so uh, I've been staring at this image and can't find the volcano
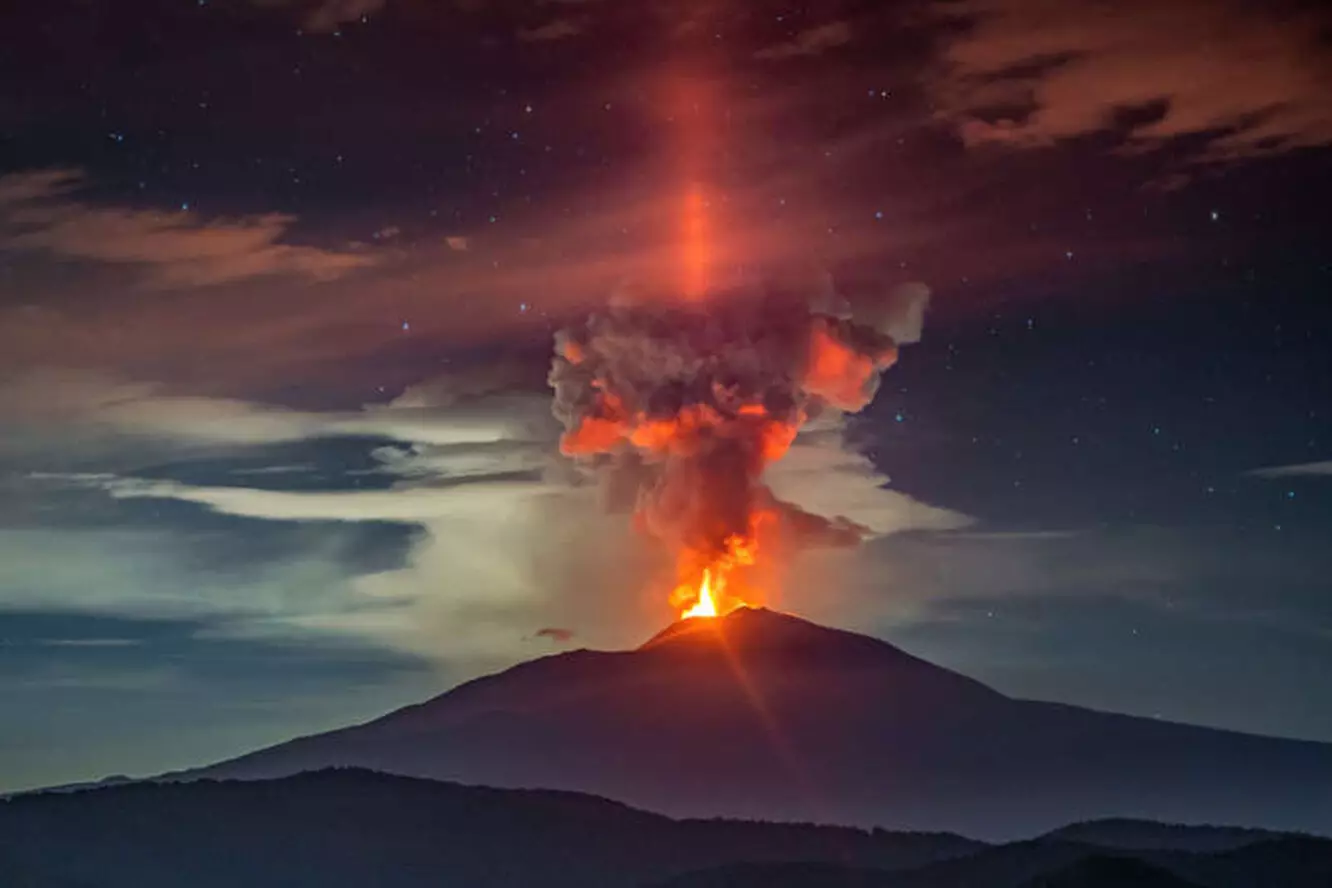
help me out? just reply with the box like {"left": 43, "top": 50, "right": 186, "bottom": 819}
{"left": 170, "top": 609, "right": 1332, "bottom": 839}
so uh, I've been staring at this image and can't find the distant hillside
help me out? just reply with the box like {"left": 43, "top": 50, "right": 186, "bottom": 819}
{"left": 658, "top": 838, "right": 1332, "bottom": 888}
{"left": 656, "top": 855, "right": 1205, "bottom": 888}
{"left": 1040, "top": 818, "right": 1287, "bottom": 852}
{"left": 3, "top": 769, "right": 1331, "bottom": 888}
{"left": 0, "top": 769, "right": 976, "bottom": 888}
{"left": 1017, "top": 856, "right": 1203, "bottom": 887}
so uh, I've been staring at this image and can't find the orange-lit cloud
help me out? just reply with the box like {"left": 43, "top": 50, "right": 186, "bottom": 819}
{"left": 928, "top": 0, "right": 1332, "bottom": 163}
{"left": 0, "top": 169, "right": 377, "bottom": 288}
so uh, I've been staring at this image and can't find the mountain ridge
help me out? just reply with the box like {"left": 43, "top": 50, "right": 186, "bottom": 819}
{"left": 164, "top": 608, "right": 1332, "bottom": 839}
{"left": 6, "top": 770, "right": 1331, "bottom": 888}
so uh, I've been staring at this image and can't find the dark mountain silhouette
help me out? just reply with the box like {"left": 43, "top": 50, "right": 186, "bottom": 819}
{"left": 1170, "top": 837, "right": 1332, "bottom": 887}
{"left": 1016, "top": 855, "right": 1203, "bottom": 887}
{"left": 653, "top": 861, "right": 899, "bottom": 887}
{"left": 6, "top": 770, "right": 1332, "bottom": 888}
{"left": 658, "top": 838, "right": 1332, "bottom": 888}
{"left": 1039, "top": 818, "right": 1287, "bottom": 853}
{"left": 170, "top": 608, "right": 1332, "bottom": 839}
{"left": 656, "top": 854, "right": 1206, "bottom": 888}
{"left": 0, "top": 768, "right": 976, "bottom": 888}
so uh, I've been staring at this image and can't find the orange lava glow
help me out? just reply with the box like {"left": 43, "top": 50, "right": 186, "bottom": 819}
{"left": 680, "top": 568, "right": 720, "bottom": 619}
{"left": 670, "top": 525, "right": 764, "bottom": 620}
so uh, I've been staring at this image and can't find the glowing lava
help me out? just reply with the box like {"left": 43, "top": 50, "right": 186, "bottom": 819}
{"left": 670, "top": 529, "right": 761, "bottom": 620}
{"left": 680, "top": 569, "right": 720, "bottom": 619}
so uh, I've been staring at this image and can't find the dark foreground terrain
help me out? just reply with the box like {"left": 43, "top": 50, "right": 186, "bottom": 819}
{"left": 2, "top": 769, "right": 1329, "bottom": 888}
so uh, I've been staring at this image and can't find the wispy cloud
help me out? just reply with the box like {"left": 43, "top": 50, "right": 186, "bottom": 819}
{"left": 0, "top": 369, "right": 549, "bottom": 458}
{"left": 9, "top": 366, "right": 971, "bottom": 665}
{"left": 754, "top": 21, "right": 853, "bottom": 60}
{"left": 766, "top": 430, "right": 972, "bottom": 537}
{"left": 34, "top": 638, "right": 144, "bottom": 648}
{"left": 0, "top": 169, "right": 376, "bottom": 288}
{"left": 1247, "top": 460, "right": 1332, "bottom": 478}
{"left": 303, "top": 0, "right": 385, "bottom": 33}
{"left": 517, "top": 18, "right": 584, "bottom": 42}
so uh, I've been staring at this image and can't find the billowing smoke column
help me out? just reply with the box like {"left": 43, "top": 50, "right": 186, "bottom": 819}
{"left": 549, "top": 280, "right": 929, "bottom": 618}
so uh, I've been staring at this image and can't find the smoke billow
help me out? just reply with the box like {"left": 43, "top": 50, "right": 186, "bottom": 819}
{"left": 549, "top": 278, "right": 930, "bottom": 612}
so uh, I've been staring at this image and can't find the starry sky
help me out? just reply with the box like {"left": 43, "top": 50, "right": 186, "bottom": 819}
{"left": 2, "top": 0, "right": 1331, "bottom": 792}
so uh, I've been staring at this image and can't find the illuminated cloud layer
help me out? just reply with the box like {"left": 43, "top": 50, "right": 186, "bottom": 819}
{"left": 928, "top": 0, "right": 1332, "bottom": 162}
{"left": 5, "top": 365, "right": 970, "bottom": 665}
{"left": 0, "top": 170, "right": 377, "bottom": 288}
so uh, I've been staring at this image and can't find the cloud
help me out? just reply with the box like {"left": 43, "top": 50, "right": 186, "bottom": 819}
{"left": 754, "top": 21, "right": 853, "bottom": 60}
{"left": 517, "top": 18, "right": 584, "bottom": 41}
{"left": 0, "top": 526, "right": 360, "bottom": 625}
{"left": 34, "top": 638, "right": 143, "bottom": 648}
{"left": 1247, "top": 460, "right": 1332, "bottom": 478}
{"left": 0, "top": 369, "right": 551, "bottom": 458}
{"left": 927, "top": 0, "right": 1332, "bottom": 163}
{"left": 304, "top": 0, "right": 385, "bottom": 32}
{"left": 7, "top": 359, "right": 969, "bottom": 669}
{"left": 948, "top": 530, "right": 1082, "bottom": 541}
{"left": 3, "top": 377, "right": 629, "bottom": 660}
{"left": 100, "top": 476, "right": 554, "bottom": 524}
{"left": 533, "top": 627, "right": 575, "bottom": 643}
{"left": 0, "top": 169, "right": 376, "bottom": 288}
{"left": 766, "top": 429, "right": 973, "bottom": 537}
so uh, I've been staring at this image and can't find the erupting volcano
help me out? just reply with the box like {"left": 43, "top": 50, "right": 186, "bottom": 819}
{"left": 543, "top": 34, "right": 932, "bottom": 618}
{"left": 549, "top": 274, "right": 930, "bottom": 619}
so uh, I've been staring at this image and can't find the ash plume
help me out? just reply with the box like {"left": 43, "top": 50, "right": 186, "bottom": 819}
{"left": 549, "top": 279, "right": 930, "bottom": 603}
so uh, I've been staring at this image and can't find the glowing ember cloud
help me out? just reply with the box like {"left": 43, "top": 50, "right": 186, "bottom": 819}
{"left": 549, "top": 279, "right": 930, "bottom": 620}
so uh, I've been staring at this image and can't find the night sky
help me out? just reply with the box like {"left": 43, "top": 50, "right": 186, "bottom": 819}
{"left": 2, "top": 0, "right": 1330, "bottom": 792}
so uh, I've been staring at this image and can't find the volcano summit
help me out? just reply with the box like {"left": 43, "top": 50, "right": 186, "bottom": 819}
{"left": 169, "top": 609, "right": 1332, "bottom": 840}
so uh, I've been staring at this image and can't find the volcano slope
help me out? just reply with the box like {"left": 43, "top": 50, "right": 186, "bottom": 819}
{"left": 169, "top": 608, "right": 1332, "bottom": 839}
